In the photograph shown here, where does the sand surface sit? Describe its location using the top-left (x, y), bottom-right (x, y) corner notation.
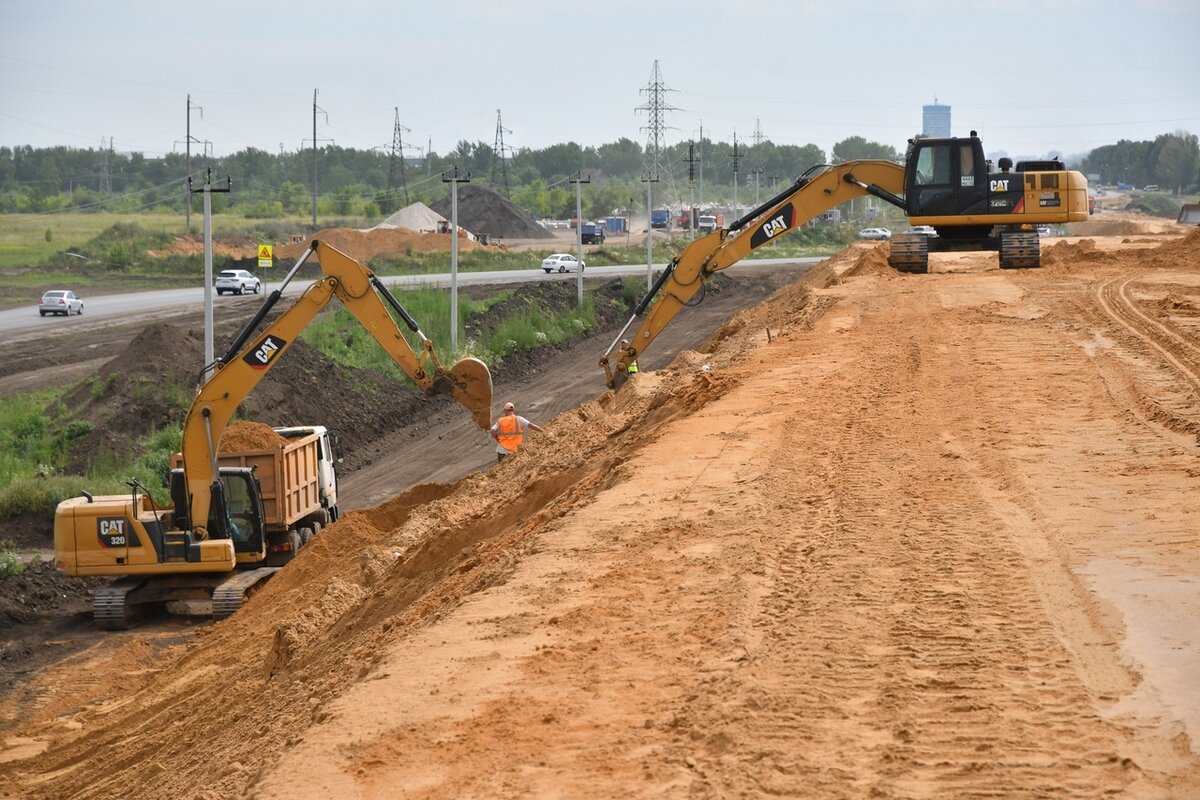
top-left (2, 216), bottom-right (1199, 798)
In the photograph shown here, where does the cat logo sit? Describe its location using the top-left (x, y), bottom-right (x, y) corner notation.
top-left (749, 204), bottom-right (797, 249)
top-left (243, 334), bottom-right (287, 370)
top-left (990, 178), bottom-right (1011, 193)
top-left (97, 517), bottom-right (131, 548)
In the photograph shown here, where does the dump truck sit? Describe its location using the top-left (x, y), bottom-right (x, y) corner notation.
top-left (580, 222), bottom-right (606, 244)
top-left (55, 241), bottom-right (493, 628)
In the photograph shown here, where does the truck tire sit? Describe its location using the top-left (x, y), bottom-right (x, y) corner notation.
top-left (299, 525), bottom-right (315, 546)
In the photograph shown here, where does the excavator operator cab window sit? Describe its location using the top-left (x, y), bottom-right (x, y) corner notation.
top-left (214, 472), bottom-right (264, 552)
top-left (914, 145), bottom-right (951, 186)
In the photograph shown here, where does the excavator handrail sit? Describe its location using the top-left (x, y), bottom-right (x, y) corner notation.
top-left (181, 240), bottom-right (492, 539)
top-left (601, 159), bottom-right (907, 387)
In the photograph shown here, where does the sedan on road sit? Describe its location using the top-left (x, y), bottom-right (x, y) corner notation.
top-left (39, 290), bottom-right (83, 316)
top-left (215, 269), bottom-right (262, 295)
top-left (858, 227), bottom-right (892, 241)
top-left (541, 253), bottom-right (585, 273)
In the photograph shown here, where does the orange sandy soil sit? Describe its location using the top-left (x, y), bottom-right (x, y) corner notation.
top-left (2, 218), bottom-right (1199, 799)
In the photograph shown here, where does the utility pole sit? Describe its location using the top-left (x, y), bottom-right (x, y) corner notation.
top-left (388, 108), bottom-right (411, 208)
top-left (308, 90), bottom-right (331, 228)
top-left (189, 168), bottom-right (231, 384)
top-left (636, 60), bottom-right (678, 211)
top-left (490, 110), bottom-right (513, 198)
top-left (684, 140), bottom-right (699, 239)
top-left (183, 95), bottom-right (203, 233)
top-left (441, 166), bottom-right (470, 352)
top-left (569, 172), bottom-right (590, 308)
top-left (698, 121), bottom-right (705, 211)
top-left (752, 119), bottom-right (766, 207)
top-left (731, 131), bottom-right (741, 219)
top-left (641, 173), bottom-right (659, 290)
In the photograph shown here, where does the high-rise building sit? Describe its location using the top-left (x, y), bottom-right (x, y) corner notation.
top-left (922, 101), bottom-right (951, 137)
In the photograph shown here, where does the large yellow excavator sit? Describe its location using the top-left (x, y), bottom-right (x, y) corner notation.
top-left (54, 240), bottom-right (492, 627)
top-left (601, 132), bottom-right (1088, 387)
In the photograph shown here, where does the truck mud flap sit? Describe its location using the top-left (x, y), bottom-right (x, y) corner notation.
top-left (212, 567), bottom-right (281, 621)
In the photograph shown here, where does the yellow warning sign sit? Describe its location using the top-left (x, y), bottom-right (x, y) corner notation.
top-left (257, 244), bottom-right (273, 268)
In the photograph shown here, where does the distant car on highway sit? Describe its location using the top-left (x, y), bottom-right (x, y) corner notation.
top-left (39, 290), bottom-right (83, 316)
top-left (908, 225), bottom-right (937, 237)
top-left (541, 253), bottom-right (585, 273)
top-left (215, 269), bottom-right (262, 295)
top-left (858, 227), bottom-right (892, 241)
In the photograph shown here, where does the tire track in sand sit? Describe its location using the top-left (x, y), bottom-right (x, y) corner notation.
top-left (669, 288), bottom-right (1131, 798)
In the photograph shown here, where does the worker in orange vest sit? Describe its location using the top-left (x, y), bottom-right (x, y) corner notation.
top-left (489, 401), bottom-right (545, 463)
top-left (622, 339), bottom-right (639, 375)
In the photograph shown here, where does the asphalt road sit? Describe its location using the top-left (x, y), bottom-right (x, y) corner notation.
top-left (0, 258), bottom-right (821, 341)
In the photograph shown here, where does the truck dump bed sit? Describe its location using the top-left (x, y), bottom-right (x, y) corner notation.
top-left (171, 431), bottom-right (321, 531)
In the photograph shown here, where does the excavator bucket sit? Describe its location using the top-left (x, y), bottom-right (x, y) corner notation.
top-left (443, 357), bottom-right (494, 429)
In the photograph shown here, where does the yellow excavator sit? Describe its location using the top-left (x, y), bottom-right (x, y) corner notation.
top-left (54, 240), bottom-right (493, 627)
top-left (601, 131), bottom-right (1088, 387)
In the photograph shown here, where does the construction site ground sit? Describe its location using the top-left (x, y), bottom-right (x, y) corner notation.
top-left (1, 213), bottom-right (1199, 798)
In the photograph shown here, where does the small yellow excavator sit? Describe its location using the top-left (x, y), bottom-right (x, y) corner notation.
top-left (601, 131), bottom-right (1088, 387)
top-left (54, 240), bottom-right (492, 627)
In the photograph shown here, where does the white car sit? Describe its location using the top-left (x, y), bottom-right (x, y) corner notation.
top-left (541, 253), bottom-right (585, 273)
top-left (39, 289), bottom-right (83, 316)
top-left (215, 269), bottom-right (262, 295)
top-left (908, 225), bottom-right (937, 236)
top-left (858, 227), bottom-right (892, 241)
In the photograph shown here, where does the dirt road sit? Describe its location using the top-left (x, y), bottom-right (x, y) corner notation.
top-left (2, 221), bottom-right (1198, 798)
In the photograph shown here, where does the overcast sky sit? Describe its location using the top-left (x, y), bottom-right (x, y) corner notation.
top-left (2, 0), bottom-right (1197, 165)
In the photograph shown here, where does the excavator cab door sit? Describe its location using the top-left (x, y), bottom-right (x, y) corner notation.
top-left (906, 137), bottom-right (987, 218)
top-left (212, 470), bottom-right (266, 555)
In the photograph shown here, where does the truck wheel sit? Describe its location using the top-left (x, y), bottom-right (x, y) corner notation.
top-left (317, 507), bottom-right (332, 525)
top-left (299, 526), bottom-right (315, 546)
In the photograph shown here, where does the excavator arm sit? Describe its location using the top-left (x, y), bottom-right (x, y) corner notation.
top-left (181, 240), bottom-right (492, 538)
top-left (601, 159), bottom-right (906, 387)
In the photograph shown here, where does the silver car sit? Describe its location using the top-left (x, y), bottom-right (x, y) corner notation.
top-left (215, 269), bottom-right (262, 295)
top-left (541, 253), bottom-right (585, 273)
top-left (39, 290), bottom-right (83, 316)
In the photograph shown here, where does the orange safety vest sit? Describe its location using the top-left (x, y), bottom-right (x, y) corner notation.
top-left (496, 414), bottom-right (525, 453)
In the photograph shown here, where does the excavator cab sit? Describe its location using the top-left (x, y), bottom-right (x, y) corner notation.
top-left (169, 468), bottom-right (266, 555)
top-left (904, 135), bottom-right (988, 219)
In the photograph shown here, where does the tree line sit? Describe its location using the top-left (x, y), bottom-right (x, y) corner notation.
top-left (1, 130), bottom-right (1194, 222)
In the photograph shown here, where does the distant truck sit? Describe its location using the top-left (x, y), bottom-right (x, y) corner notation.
top-left (697, 214), bottom-right (722, 233)
top-left (604, 216), bottom-right (628, 234)
top-left (580, 222), bottom-right (606, 244)
top-left (650, 209), bottom-right (672, 230)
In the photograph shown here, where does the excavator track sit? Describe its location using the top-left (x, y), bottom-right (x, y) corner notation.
top-left (999, 231), bottom-right (1041, 269)
top-left (93, 577), bottom-right (148, 630)
top-left (888, 234), bottom-right (930, 273)
top-left (212, 567), bottom-right (280, 620)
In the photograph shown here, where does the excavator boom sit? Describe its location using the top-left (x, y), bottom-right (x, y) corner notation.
top-left (183, 240), bottom-right (492, 537)
top-left (601, 160), bottom-right (905, 387)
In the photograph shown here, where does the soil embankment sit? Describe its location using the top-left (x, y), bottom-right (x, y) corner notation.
top-left (2, 219), bottom-right (1199, 798)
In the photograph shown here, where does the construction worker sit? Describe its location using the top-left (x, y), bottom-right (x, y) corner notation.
top-left (489, 401), bottom-right (545, 464)
top-left (622, 339), bottom-right (639, 375)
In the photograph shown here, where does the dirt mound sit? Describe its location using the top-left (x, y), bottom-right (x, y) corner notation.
top-left (147, 235), bottom-right (259, 259)
top-left (0, 560), bottom-right (101, 629)
top-left (431, 184), bottom-right (554, 240)
top-left (275, 226), bottom-right (497, 263)
top-left (219, 422), bottom-right (288, 452)
top-left (57, 322), bottom-right (205, 473)
top-left (53, 320), bottom-right (443, 478)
